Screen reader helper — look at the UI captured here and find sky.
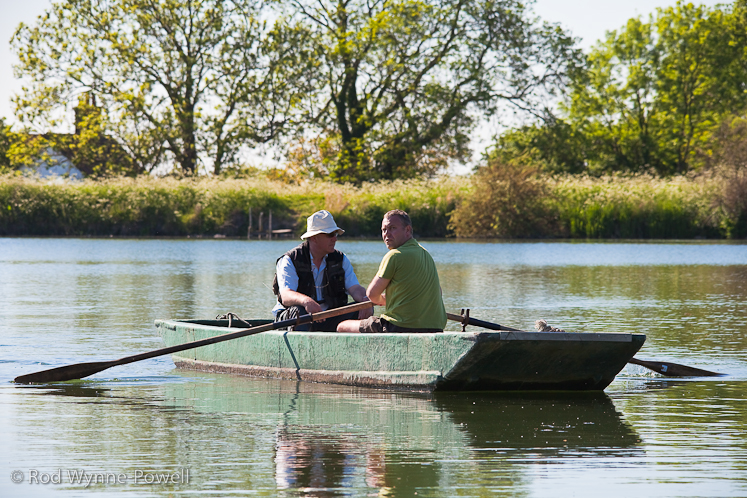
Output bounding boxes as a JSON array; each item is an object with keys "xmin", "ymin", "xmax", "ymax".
[{"xmin": 0, "ymin": 0, "xmax": 727, "ymax": 169}]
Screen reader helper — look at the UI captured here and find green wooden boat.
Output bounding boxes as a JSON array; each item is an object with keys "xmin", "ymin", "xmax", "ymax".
[{"xmin": 154, "ymin": 318, "xmax": 646, "ymax": 391}]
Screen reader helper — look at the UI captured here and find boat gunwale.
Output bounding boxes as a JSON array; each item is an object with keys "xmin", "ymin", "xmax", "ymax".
[{"xmin": 154, "ymin": 318, "xmax": 644, "ymax": 344}]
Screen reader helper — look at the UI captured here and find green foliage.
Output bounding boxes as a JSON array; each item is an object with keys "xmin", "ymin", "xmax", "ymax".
[
  {"xmin": 489, "ymin": 119, "xmax": 588, "ymax": 174},
  {"xmin": 449, "ymin": 161, "xmax": 557, "ymax": 238},
  {"xmin": 0, "ymin": 176, "xmax": 298, "ymax": 236},
  {"xmin": 11, "ymin": 0, "xmax": 303, "ymax": 175},
  {"xmin": 0, "ymin": 173, "xmax": 742, "ymax": 239},
  {"xmin": 701, "ymin": 115, "xmax": 747, "ymax": 238},
  {"xmin": 497, "ymin": 1, "xmax": 747, "ymax": 177},
  {"xmin": 0, "ymin": 118, "xmax": 12, "ymax": 172},
  {"xmin": 0, "ymin": 176, "xmax": 464, "ymax": 237},
  {"xmin": 277, "ymin": 0, "xmax": 581, "ymax": 183},
  {"xmin": 7, "ymin": 95, "xmax": 139, "ymax": 177},
  {"xmin": 548, "ymin": 175, "xmax": 718, "ymax": 238},
  {"xmin": 450, "ymin": 169, "xmax": 735, "ymax": 239},
  {"xmin": 324, "ymin": 179, "xmax": 462, "ymax": 237}
]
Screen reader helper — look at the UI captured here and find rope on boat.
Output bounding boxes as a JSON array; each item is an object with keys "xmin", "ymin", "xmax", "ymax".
[
  {"xmin": 215, "ymin": 312, "xmax": 253, "ymax": 328},
  {"xmin": 216, "ymin": 310, "xmax": 304, "ymax": 330}
]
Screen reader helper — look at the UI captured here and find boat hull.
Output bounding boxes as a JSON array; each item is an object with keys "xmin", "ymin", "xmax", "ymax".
[{"xmin": 154, "ymin": 319, "xmax": 645, "ymax": 391}]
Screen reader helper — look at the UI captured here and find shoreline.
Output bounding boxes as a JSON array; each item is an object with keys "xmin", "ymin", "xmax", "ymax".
[{"xmin": 1, "ymin": 174, "xmax": 744, "ymax": 239}]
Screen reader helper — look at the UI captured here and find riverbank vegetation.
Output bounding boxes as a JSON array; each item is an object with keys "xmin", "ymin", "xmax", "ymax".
[
  {"xmin": 0, "ymin": 174, "xmax": 461, "ymax": 238},
  {"xmin": 1, "ymin": 168, "xmax": 744, "ymax": 238},
  {"xmin": 1, "ymin": 1, "xmax": 746, "ymax": 239}
]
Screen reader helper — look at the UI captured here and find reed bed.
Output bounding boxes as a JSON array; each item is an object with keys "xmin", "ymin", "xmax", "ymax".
[
  {"xmin": 548, "ymin": 174, "xmax": 721, "ymax": 239},
  {"xmin": 0, "ymin": 175, "xmax": 464, "ymax": 237},
  {"xmin": 0, "ymin": 172, "xmax": 742, "ymax": 238}
]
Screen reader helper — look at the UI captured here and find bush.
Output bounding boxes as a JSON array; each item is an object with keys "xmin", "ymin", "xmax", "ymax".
[
  {"xmin": 449, "ymin": 161, "xmax": 557, "ymax": 238},
  {"xmin": 701, "ymin": 116, "xmax": 747, "ymax": 238}
]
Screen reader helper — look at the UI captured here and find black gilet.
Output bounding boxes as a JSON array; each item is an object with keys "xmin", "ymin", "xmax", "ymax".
[{"xmin": 272, "ymin": 241, "xmax": 349, "ymax": 309}]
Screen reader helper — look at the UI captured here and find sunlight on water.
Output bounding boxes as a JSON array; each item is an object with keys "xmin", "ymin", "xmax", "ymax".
[{"xmin": 1, "ymin": 237, "xmax": 746, "ymax": 497}]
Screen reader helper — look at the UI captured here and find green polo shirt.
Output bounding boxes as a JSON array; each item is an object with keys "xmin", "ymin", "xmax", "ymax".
[{"xmin": 377, "ymin": 238, "xmax": 447, "ymax": 330}]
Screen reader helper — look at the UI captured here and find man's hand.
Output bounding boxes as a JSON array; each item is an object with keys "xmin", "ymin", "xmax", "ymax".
[
  {"xmin": 302, "ymin": 299, "xmax": 323, "ymax": 315},
  {"xmin": 357, "ymin": 306, "xmax": 374, "ymax": 320},
  {"xmin": 280, "ymin": 289, "xmax": 324, "ymax": 317}
]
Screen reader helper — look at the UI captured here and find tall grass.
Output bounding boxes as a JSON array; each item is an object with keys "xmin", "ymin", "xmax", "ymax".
[
  {"xmin": 549, "ymin": 174, "xmax": 720, "ymax": 238},
  {"xmin": 322, "ymin": 178, "xmax": 463, "ymax": 237},
  {"xmin": 0, "ymin": 172, "xmax": 742, "ymax": 238},
  {"xmin": 451, "ymin": 167, "xmax": 739, "ymax": 239},
  {"xmin": 0, "ymin": 176, "xmax": 312, "ymax": 236},
  {"xmin": 0, "ymin": 175, "xmax": 464, "ymax": 237}
]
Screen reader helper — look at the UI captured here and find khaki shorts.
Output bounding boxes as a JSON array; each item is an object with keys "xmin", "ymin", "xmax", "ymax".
[{"xmin": 358, "ymin": 316, "xmax": 443, "ymax": 334}]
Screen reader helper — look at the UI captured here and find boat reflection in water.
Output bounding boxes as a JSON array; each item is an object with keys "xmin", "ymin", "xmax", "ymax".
[
  {"xmin": 162, "ymin": 374, "xmax": 641, "ymax": 495},
  {"xmin": 435, "ymin": 391, "xmax": 642, "ymax": 454}
]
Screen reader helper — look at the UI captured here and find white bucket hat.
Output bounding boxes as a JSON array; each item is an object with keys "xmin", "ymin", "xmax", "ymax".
[{"xmin": 300, "ymin": 210, "xmax": 345, "ymax": 239}]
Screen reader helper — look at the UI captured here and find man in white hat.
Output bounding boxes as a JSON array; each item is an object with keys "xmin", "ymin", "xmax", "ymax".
[{"xmin": 272, "ymin": 210, "xmax": 373, "ymax": 331}]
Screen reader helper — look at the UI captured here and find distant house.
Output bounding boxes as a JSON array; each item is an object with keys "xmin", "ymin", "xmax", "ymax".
[
  {"xmin": 22, "ymin": 147, "xmax": 85, "ymax": 180},
  {"xmin": 19, "ymin": 94, "xmax": 137, "ymax": 179}
]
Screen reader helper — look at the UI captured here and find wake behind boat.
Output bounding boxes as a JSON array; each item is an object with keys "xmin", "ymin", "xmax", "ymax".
[{"xmin": 154, "ymin": 318, "xmax": 646, "ymax": 391}]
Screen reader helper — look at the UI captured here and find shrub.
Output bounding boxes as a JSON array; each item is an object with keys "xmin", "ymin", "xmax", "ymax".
[
  {"xmin": 701, "ymin": 116, "xmax": 747, "ymax": 238},
  {"xmin": 449, "ymin": 160, "xmax": 556, "ymax": 238}
]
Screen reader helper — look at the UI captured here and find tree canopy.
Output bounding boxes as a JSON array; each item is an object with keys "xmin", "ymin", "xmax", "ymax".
[
  {"xmin": 493, "ymin": 1, "xmax": 747, "ymax": 176},
  {"xmin": 9, "ymin": 0, "xmax": 579, "ymax": 181},
  {"xmin": 11, "ymin": 0, "xmax": 304, "ymax": 175},
  {"xmin": 277, "ymin": 0, "xmax": 580, "ymax": 183}
]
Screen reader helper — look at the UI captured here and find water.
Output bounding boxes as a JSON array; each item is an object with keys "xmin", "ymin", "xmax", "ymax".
[{"xmin": 1, "ymin": 237, "xmax": 746, "ymax": 497}]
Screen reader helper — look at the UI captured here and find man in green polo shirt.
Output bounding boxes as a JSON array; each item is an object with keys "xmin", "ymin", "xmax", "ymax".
[{"xmin": 336, "ymin": 209, "xmax": 447, "ymax": 333}]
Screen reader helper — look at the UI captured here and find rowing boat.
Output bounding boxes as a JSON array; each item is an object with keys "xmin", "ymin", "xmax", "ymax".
[{"xmin": 154, "ymin": 318, "xmax": 645, "ymax": 391}]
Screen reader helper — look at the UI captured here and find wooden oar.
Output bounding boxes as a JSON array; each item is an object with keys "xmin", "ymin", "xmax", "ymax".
[
  {"xmin": 14, "ymin": 301, "xmax": 373, "ymax": 384},
  {"xmin": 446, "ymin": 313, "xmax": 725, "ymax": 377},
  {"xmin": 626, "ymin": 357, "xmax": 723, "ymax": 377}
]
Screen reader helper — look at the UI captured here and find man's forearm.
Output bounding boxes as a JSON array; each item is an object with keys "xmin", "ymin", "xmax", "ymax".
[
  {"xmin": 280, "ymin": 290, "xmax": 318, "ymax": 310},
  {"xmin": 366, "ymin": 277, "xmax": 389, "ymax": 306}
]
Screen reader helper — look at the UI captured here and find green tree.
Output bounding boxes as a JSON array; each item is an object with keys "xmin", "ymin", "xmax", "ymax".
[
  {"xmin": 278, "ymin": 0, "xmax": 581, "ymax": 183},
  {"xmin": 652, "ymin": 2, "xmax": 746, "ymax": 173},
  {"xmin": 568, "ymin": 16, "xmax": 661, "ymax": 173},
  {"xmin": 499, "ymin": 1, "xmax": 747, "ymax": 176},
  {"xmin": 12, "ymin": 0, "xmax": 304, "ymax": 175},
  {"xmin": 489, "ymin": 118, "xmax": 588, "ymax": 174}
]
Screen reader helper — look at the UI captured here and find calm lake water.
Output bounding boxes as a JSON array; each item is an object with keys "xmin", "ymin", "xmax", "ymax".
[{"xmin": 1, "ymin": 237, "xmax": 746, "ymax": 497}]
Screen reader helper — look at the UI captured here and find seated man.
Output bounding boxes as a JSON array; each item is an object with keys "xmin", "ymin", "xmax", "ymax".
[
  {"xmin": 272, "ymin": 210, "xmax": 373, "ymax": 331},
  {"xmin": 337, "ymin": 209, "xmax": 447, "ymax": 333}
]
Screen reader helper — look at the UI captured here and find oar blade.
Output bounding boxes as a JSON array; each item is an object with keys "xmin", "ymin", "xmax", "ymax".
[
  {"xmin": 628, "ymin": 358, "xmax": 724, "ymax": 377},
  {"xmin": 13, "ymin": 301, "xmax": 375, "ymax": 384},
  {"xmin": 14, "ymin": 361, "xmax": 117, "ymax": 384}
]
